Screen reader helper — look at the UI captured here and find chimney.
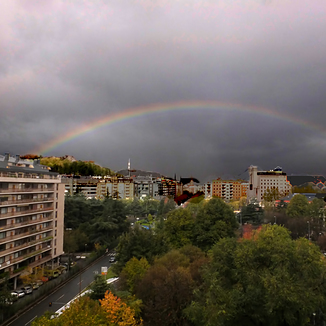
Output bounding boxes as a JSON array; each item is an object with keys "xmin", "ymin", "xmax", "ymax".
[{"xmin": 4, "ymin": 153, "xmax": 10, "ymax": 161}]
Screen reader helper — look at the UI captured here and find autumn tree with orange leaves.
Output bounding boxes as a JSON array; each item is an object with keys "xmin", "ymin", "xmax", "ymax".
[{"xmin": 32, "ymin": 291, "xmax": 142, "ymax": 326}]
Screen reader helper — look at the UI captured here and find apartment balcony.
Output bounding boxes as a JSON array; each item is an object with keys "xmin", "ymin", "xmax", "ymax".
[
  {"xmin": 0, "ymin": 207, "xmax": 54, "ymax": 219},
  {"xmin": 7, "ymin": 254, "xmax": 53, "ymax": 280},
  {"xmin": 0, "ymin": 188, "xmax": 54, "ymax": 194},
  {"xmin": 0, "ymin": 216, "xmax": 53, "ymax": 232},
  {"xmin": 0, "ymin": 226, "xmax": 53, "ymax": 245},
  {"xmin": 0, "ymin": 171, "xmax": 59, "ymax": 180},
  {"xmin": 0, "ymin": 197, "xmax": 54, "ymax": 207},
  {"xmin": 1, "ymin": 247, "xmax": 53, "ymax": 272},
  {"xmin": 0, "ymin": 235, "xmax": 53, "ymax": 257}
]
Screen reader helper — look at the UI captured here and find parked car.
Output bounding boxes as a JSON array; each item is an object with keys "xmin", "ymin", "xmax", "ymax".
[
  {"xmin": 21, "ymin": 286, "xmax": 33, "ymax": 294},
  {"xmin": 11, "ymin": 289, "xmax": 25, "ymax": 298},
  {"xmin": 30, "ymin": 280, "xmax": 44, "ymax": 290}
]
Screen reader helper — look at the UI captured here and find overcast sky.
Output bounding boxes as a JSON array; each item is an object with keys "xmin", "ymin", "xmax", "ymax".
[{"xmin": 1, "ymin": 0, "xmax": 326, "ymax": 181}]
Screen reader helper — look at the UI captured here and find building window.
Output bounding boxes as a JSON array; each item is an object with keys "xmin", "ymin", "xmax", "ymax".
[{"xmin": 55, "ymin": 221, "xmax": 57, "ymax": 227}]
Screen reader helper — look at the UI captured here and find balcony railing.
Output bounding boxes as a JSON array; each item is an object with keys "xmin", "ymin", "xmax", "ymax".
[
  {"xmin": 0, "ymin": 197, "xmax": 54, "ymax": 207},
  {"xmin": 0, "ymin": 248, "xmax": 53, "ymax": 273},
  {"xmin": 0, "ymin": 236, "xmax": 53, "ymax": 257},
  {"xmin": 0, "ymin": 188, "xmax": 54, "ymax": 194},
  {"xmin": 0, "ymin": 226, "xmax": 53, "ymax": 245},
  {"xmin": 0, "ymin": 207, "xmax": 54, "ymax": 219},
  {"xmin": 0, "ymin": 216, "xmax": 53, "ymax": 232},
  {"xmin": 0, "ymin": 171, "xmax": 60, "ymax": 180}
]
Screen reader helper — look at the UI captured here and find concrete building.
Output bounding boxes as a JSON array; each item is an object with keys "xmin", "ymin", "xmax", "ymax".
[
  {"xmin": 158, "ymin": 177, "xmax": 183, "ymax": 198},
  {"xmin": 0, "ymin": 154, "xmax": 64, "ymax": 288},
  {"xmin": 247, "ymin": 165, "xmax": 292, "ymax": 203},
  {"xmin": 211, "ymin": 179, "xmax": 248, "ymax": 201},
  {"xmin": 96, "ymin": 177, "xmax": 134, "ymax": 200},
  {"xmin": 62, "ymin": 177, "xmax": 98, "ymax": 198},
  {"xmin": 133, "ymin": 176, "xmax": 159, "ymax": 199}
]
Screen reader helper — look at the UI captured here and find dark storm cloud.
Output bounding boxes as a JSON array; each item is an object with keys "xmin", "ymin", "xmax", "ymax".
[{"xmin": 1, "ymin": 0, "xmax": 326, "ymax": 180}]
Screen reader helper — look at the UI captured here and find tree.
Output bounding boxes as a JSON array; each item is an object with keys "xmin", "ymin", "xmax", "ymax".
[
  {"xmin": 89, "ymin": 275, "xmax": 111, "ymax": 301},
  {"xmin": 32, "ymin": 296, "xmax": 108, "ymax": 325},
  {"xmin": 286, "ymin": 194, "xmax": 310, "ymax": 217},
  {"xmin": 115, "ymin": 225, "xmax": 166, "ymax": 272},
  {"xmin": 164, "ymin": 209, "xmax": 195, "ymax": 248},
  {"xmin": 241, "ymin": 201, "xmax": 264, "ymax": 225},
  {"xmin": 136, "ymin": 250, "xmax": 197, "ymax": 326},
  {"xmin": 193, "ymin": 198, "xmax": 238, "ymax": 251},
  {"xmin": 263, "ymin": 188, "xmax": 283, "ymax": 210},
  {"xmin": 186, "ymin": 225, "xmax": 326, "ymax": 326},
  {"xmin": 100, "ymin": 291, "xmax": 142, "ymax": 326},
  {"xmin": 120, "ymin": 257, "xmax": 150, "ymax": 293}
]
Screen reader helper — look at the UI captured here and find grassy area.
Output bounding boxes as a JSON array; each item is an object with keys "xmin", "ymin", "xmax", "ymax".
[{"xmin": 106, "ymin": 267, "xmax": 118, "ymax": 279}]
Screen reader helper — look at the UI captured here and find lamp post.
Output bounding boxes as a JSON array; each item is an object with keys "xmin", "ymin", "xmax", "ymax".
[
  {"xmin": 307, "ymin": 221, "xmax": 311, "ymax": 241},
  {"xmin": 274, "ymin": 216, "xmax": 276, "ymax": 225}
]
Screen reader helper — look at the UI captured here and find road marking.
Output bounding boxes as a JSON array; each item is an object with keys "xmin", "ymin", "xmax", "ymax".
[
  {"xmin": 57, "ymin": 294, "xmax": 64, "ymax": 300},
  {"xmin": 25, "ymin": 315, "xmax": 37, "ymax": 325}
]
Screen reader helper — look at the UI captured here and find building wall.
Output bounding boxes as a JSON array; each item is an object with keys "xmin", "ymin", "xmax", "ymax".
[
  {"xmin": 96, "ymin": 177, "xmax": 134, "ymax": 200},
  {"xmin": 247, "ymin": 165, "xmax": 292, "ymax": 202},
  {"xmin": 211, "ymin": 179, "xmax": 247, "ymax": 201},
  {"xmin": 0, "ymin": 170, "xmax": 64, "ymax": 286}
]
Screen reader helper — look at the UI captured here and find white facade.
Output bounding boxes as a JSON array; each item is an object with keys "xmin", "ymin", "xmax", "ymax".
[{"xmin": 247, "ymin": 166, "xmax": 292, "ymax": 202}]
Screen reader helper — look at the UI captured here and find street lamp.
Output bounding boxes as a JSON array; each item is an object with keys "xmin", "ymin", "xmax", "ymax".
[
  {"xmin": 307, "ymin": 221, "xmax": 311, "ymax": 240},
  {"xmin": 274, "ymin": 216, "xmax": 276, "ymax": 225}
]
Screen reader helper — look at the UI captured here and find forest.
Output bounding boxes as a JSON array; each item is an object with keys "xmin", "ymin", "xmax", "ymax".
[{"xmin": 31, "ymin": 194, "xmax": 326, "ymax": 326}]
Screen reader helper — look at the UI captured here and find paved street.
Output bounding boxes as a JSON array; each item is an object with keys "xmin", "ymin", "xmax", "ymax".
[{"xmin": 7, "ymin": 254, "xmax": 113, "ymax": 326}]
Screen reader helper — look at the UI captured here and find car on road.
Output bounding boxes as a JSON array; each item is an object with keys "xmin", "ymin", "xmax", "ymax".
[{"xmin": 109, "ymin": 256, "xmax": 115, "ymax": 263}]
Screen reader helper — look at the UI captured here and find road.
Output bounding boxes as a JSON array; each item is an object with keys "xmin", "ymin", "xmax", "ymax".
[{"xmin": 7, "ymin": 255, "xmax": 113, "ymax": 326}]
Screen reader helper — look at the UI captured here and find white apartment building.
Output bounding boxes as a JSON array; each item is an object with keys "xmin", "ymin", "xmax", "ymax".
[
  {"xmin": 0, "ymin": 154, "xmax": 64, "ymax": 288},
  {"xmin": 247, "ymin": 165, "xmax": 292, "ymax": 203}
]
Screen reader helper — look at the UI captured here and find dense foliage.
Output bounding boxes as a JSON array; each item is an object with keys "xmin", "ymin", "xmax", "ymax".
[
  {"xmin": 40, "ymin": 157, "xmax": 115, "ymax": 176},
  {"xmin": 186, "ymin": 225, "xmax": 326, "ymax": 326},
  {"xmin": 47, "ymin": 193, "xmax": 326, "ymax": 325},
  {"xmin": 32, "ymin": 292, "xmax": 142, "ymax": 326},
  {"xmin": 64, "ymin": 195, "xmax": 130, "ymax": 251}
]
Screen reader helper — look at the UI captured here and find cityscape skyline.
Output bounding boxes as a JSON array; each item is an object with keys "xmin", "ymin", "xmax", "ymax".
[{"xmin": 1, "ymin": 0, "xmax": 326, "ymax": 181}]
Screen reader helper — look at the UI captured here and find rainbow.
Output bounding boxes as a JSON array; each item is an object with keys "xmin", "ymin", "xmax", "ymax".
[{"xmin": 34, "ymin": 100, "xmax": 324, "ymax": 155}]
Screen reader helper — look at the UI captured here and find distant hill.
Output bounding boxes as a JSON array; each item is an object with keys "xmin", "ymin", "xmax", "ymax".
[
  {"xmin": 40, "ymin": 156, "xmax": 115, "ymax": 176},
  {"xmin": 117, "ymin": 169, "xmax": 163, "ymax": 178}
]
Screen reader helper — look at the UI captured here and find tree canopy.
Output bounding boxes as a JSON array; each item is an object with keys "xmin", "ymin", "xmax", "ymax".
[{"xmin": 186, "ymin": 225, "xmax": 326, "ymax": 326}]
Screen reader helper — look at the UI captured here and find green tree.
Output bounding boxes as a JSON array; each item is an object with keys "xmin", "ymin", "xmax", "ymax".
[
  {"xmin": 186, "ymin": 225, "xmax": 326, "ymax": 326},
  {"xmin": 309, "ymin": 198, "xmax": 325, "ymax": 219},
  {"xmin": 89, "ymin": 275, "xmax": 111, "ymax": 301},
  {"xmin": 263, "ymin": 188, "xmax": 283, "ymax": 210},
  {"xmin": 164, "ymin": 209, "xmax": 195, "ymax": 248},
  {"xmin": 115, "ymin": 225, "xmax": 166, "ymax": 272},
  {"xmin": 136, "ymin": 250, "xmax": 195, "ymax": 326},
  {"xmin": 286, "ymin": 194, "xmax": 310, "ymax": 217},
  {"xmin": 193, "ymin": 198, "xmax": 238, "ymax": 251},
  {"xmin": 120, "ymin": 257, "xmax": 150, "ymax": 293}
]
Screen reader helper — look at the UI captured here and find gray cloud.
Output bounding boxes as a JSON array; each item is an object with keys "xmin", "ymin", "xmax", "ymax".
[{"xmin": 1, "ymin": 0, "xmax": 326, "ymax": 181}]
